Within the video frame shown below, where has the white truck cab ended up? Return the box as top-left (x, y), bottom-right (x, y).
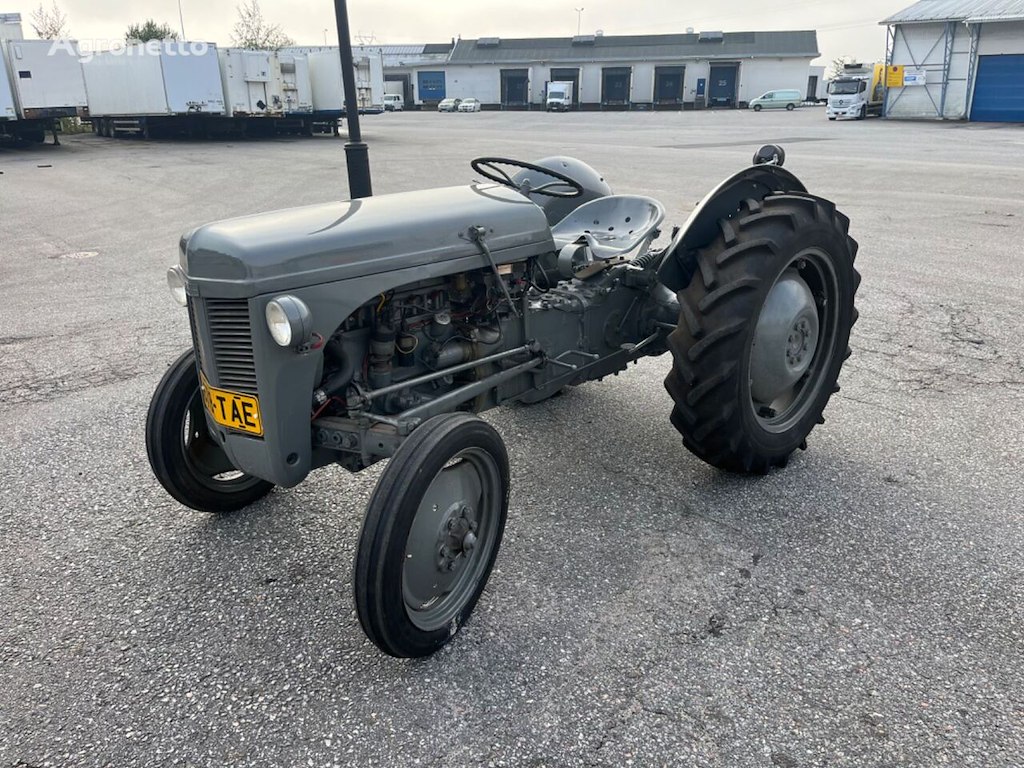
top-left (827, 63), bottom-right (884, 120)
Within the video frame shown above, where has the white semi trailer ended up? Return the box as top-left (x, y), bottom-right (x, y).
top-left (0, 34), bottom-right (88, 142)
top-left (277, 52), bottom-right (314, 115)
top-left (283, 46), bottom-right (385, 123)
top-left (218, 48), bottom-right (314, 135)
top-left (82, 42), bottom-right (226, 138)
top-left (0, 46), bottom-right (15, 123)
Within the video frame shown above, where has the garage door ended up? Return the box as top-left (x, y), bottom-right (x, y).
top-left (971, 54), bottom-right (1024, 122)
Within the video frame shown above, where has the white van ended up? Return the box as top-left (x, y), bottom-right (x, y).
top-left (749, 89), bottom-right (802, 111)
top-left (383, 93), bottom-right (404, 112)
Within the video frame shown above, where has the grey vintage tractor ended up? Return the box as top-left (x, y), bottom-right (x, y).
top-left (146, 148), bottom-right (859, 657)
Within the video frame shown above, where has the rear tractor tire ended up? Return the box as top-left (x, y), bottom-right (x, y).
top-left (664, 192), bottom-right (860, 474)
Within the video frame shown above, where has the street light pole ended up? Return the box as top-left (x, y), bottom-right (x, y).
top-left (333, 0), bottom-right (372, 198)
top-left (178, 0), bottom-right (186, 39)
top-left (574, 7), bottom-right (584, 36)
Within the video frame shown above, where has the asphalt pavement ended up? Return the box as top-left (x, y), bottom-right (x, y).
top-left (1, 108), bottom-right (1022, 767)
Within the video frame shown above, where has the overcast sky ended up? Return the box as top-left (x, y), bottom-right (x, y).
top-left (14, 0), bottom-right (911, 64)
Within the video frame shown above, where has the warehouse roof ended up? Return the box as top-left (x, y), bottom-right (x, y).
top-left (448, 31), bottom-right (819, 64)
top-left (351, 43), bottom-right (453, 67)
top-left (882, 0), bottom-right (1024, 24)
top-left (368, 44), bottom-right (453, 55)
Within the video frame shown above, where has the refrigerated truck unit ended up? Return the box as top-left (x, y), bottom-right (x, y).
top-left (1, 38), bottom-right (88, 141)
top-left (291, 48), bottom-right (384, 124)
top-left (82, 42), bottom-right (226, 138)
top-left (306, 50), bottom-right (343, 117)
top-left (218, 48), bottom-right (314, 134)
top-left (277, 53), bottom-right (313, 114)
top-left (219, 48), bottom-right (279, 114)
top-left (363, 52), bottom-right (384, 111)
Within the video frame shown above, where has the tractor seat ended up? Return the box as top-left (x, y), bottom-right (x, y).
top-left (550, 195), bottom-right (666, 260)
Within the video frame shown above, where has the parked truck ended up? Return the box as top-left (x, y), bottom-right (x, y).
top-left (826, 63), bottom-right (884, 120)
top-left (545, 81), bottom-right (573, 111)
top-left (82, 42), bottom-right (226, 139)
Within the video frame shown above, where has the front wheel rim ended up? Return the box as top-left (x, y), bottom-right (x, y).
top-left (402, 448), bottom-right (502, 632)
top-left (181, 389), bottom-right (265, 493)
top-left (748, 248), bottom-right (840, 434)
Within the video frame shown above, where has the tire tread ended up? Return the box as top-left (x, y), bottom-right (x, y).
top-left (663, 190), bottom-right (860, 473)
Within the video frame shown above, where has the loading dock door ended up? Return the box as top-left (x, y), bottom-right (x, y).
top-left (709, 63), bottom-right (738, 107)
top-left (970, 55), bottom-right (1024, 122)
top-left (550, 67), bottom-right (579, 108)
top-left (602, 67), bottom-right (631, 106)
top-left (385, 74), bottom-right (413, 107)
top-left (501, 69), bottom-right (529, 107)
top-left (417, 71), bottom-right (446, 104)
top-left (654, 66), bottom-right (685, 105)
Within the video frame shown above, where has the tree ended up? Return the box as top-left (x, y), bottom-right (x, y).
top-left (126, 20), bottom-right (179, 42)
top-left (29, 1), bottom-right (69, 39)
top-left (231, 0), bottom-right (294, 50)
top-left (827, 56), bottom-right (856, 80)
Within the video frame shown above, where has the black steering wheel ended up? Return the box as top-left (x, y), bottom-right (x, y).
top-left (470, 157), bottom-right (584, 198)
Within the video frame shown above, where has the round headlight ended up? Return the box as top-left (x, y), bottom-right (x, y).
top-left (166, 266), bottom-right (188, 307)
top-left (265, 296), bottom-right (313, 348)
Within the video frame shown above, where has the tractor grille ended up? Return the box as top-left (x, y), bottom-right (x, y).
top-left (189, 298), bottom-right (258, 394)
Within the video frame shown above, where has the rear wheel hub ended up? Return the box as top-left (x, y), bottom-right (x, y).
top-left (750, 268), bottom-right (820, 404)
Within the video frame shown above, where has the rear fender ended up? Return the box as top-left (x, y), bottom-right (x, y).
top-left (657, 166), bottom-right (807, 292)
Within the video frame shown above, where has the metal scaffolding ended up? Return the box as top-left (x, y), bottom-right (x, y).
top-left (885, 21), bottom-right (963, 119)
top-left (963, 23), bottom-right (983, 118)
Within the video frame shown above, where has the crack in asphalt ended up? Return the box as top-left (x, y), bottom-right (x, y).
top-left (848, 291), bottom-right (1024, 399)
top-left (0, 332), bottom-right (184, 408)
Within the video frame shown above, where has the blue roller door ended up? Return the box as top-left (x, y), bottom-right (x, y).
top-left (417, 71), bottom-right (446, 102)
top-left (971, 54), bottom-right (1024, 123)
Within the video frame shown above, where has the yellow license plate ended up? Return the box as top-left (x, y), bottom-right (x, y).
top-left (199, 372), bottom-right (263, 436)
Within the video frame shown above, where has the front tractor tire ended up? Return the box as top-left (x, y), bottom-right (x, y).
top-left (665, 192), bottom-right (860, 474)
top-left (146, 350), bottom-right (274, 512)
top-left (354, 413), bottom-right (509, 658)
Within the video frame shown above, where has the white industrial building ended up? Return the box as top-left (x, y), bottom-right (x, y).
top-left (381, 31), bottom-right (820, 110)
top-left (351, 43), bottom-right (454, 107)
top-left (882, 0), bottom-right (1024, 121)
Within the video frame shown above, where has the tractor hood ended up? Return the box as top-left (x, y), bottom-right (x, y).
top-left (180, 183), bottom-right (554, 297)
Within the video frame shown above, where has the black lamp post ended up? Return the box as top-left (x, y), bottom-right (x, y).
top-left (333, 0), bottom-right (372, 198)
